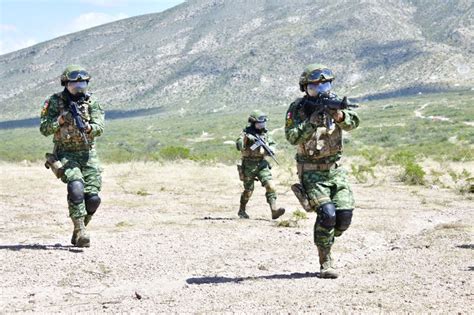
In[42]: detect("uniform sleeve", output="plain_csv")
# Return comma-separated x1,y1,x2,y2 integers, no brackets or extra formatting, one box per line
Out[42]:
337,109,360,131
284,101,316,145
267,133,276,153
39,96,61,137
88,99,105,137
236,130,245,151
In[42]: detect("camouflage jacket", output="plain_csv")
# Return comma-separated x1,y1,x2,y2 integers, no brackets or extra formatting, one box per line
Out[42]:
40,90,105,151
285,95,359,163
236,126,276,160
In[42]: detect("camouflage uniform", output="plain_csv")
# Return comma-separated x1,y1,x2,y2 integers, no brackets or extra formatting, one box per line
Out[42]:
40,65,105,247
236,111,285,220
285,64,360,278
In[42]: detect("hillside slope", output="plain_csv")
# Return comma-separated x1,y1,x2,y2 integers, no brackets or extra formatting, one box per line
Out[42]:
0,0,472,120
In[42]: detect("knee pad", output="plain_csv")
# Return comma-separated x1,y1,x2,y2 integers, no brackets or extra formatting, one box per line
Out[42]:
335,209,353,232
67,180,84,204
317,202,336,228
85,194,101,215
264,181,276,194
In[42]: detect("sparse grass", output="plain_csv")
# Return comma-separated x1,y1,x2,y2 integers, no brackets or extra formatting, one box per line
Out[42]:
135,189,152,196
434,222,471,231
277,209,308,227
351,163,376,183
292,209,308,220
115,221,133,228
1,91,473,194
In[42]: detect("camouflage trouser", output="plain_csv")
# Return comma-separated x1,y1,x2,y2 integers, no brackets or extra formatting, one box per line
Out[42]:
241,159,276,204
302,167,355,248
58,149,102,219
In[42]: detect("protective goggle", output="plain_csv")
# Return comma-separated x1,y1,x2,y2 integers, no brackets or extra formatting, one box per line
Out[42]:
66,70,90,81
307,82,332,96
307,68,333,82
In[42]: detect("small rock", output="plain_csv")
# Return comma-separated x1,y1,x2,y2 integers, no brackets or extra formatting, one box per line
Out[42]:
134,291,142,300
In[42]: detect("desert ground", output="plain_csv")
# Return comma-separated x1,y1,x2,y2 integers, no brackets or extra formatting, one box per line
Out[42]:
0,161,472,313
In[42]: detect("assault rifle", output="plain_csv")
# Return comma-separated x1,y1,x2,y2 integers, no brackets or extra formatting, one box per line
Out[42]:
69,98,89,144
302,92,359,128
249,133,279,165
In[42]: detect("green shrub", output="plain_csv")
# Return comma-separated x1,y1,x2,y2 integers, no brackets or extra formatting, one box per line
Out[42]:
351,164,375,183
400,161,425,185
390,150,416,165
159,146,190,160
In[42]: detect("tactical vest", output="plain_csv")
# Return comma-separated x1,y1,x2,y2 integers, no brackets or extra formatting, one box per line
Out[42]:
296,103,342,160
241,132,268,160
53,93,93,150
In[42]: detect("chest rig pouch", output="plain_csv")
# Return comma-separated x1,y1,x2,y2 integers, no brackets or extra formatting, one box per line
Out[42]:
53,95,93,146
242,133,267,159
296,107,343,159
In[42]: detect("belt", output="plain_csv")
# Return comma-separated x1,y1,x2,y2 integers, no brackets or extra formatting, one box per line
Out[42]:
56,144,93,152
298,162,336,171
242,157,264,162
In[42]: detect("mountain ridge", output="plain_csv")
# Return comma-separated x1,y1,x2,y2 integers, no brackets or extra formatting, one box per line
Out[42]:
1,0,472,121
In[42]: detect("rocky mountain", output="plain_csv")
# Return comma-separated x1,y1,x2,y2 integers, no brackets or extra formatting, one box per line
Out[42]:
0,0,472,121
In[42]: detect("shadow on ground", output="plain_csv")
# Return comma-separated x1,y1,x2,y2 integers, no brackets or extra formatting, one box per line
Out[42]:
201,216,237,221
456,244,474,249
200,216,272,222
0,243,83,253
186,272,320,285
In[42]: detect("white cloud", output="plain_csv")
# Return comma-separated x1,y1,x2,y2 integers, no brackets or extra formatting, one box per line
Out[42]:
78,0,128,7
56,12,129,37
0,24,38,54
0,24,17,32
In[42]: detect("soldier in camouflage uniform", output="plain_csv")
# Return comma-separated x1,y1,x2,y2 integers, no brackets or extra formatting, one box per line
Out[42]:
285,64,360,278
236,110,285,220
40,65,105,248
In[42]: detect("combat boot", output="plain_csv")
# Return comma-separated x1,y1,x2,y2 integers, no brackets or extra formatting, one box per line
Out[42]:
317,246,338,279
71,216,91,245
71,217,90,248
238,206,249,219
269,200,285,220
291,183,313,212
238,192,251,219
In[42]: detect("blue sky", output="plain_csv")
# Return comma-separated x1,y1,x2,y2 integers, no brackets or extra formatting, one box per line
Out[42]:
0,0,185,55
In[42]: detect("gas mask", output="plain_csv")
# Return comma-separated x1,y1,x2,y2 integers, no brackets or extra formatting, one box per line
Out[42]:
306,81,332,97
67,81,88,96
255,121,267,130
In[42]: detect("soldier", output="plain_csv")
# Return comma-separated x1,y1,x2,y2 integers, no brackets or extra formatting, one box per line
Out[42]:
236,110,285,220
285,64,360,278
40,65,105,248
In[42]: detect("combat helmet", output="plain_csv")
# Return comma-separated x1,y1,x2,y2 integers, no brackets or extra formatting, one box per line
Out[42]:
248,110,267,123
299,64,335,92
60,65,91,86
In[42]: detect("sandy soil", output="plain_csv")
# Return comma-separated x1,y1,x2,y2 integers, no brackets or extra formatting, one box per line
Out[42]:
0,161,472,313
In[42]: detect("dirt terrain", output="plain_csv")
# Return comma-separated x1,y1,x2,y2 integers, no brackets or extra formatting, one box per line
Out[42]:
0,161,472,313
